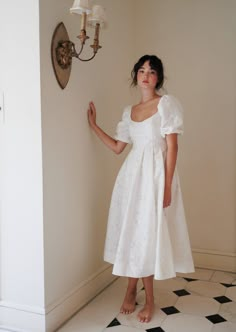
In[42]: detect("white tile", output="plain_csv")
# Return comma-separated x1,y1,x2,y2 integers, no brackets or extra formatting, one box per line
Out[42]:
225,286,236,301
161,313,213,332
155,288,179,309
186,280,226,297
137,288,178,308
104,326,146,332
154,277,188,291
211,271,236,284
117,304,166,330
212,321,236,332
177,268,214,281
219,302,236,323
58,278,125,332
175,294,220,316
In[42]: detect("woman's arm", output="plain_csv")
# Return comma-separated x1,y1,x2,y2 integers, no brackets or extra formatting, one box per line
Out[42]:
163,133,178,208
87,101,127,155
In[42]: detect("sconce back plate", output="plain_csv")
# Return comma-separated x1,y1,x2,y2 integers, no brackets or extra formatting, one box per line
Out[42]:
51,22,71,89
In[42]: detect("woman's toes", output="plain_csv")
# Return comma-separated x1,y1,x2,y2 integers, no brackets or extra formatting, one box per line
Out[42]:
138,303,154,323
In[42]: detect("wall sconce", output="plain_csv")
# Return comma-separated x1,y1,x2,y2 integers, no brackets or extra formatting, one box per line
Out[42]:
51,0,106,89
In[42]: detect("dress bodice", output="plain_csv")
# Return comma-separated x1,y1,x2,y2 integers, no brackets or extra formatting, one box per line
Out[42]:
114,95,184,152
129,109,166,151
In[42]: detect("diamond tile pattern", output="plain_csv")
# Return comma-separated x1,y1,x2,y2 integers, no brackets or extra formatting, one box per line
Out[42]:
57,268,236,332
104,269,236,331
221,283,236,288
173,289,190,297
206,314,227,324
226,286,236,301
184,277,197,282
214,296,232,304
107,318,121,327
161,306,180,315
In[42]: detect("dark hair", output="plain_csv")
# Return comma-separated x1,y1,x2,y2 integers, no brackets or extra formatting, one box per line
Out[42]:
131,55,164,90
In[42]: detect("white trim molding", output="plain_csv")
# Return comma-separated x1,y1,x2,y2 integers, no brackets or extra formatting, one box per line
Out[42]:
0,305,45,332
46,264,116,331
192,248,236,273
0,264,116,332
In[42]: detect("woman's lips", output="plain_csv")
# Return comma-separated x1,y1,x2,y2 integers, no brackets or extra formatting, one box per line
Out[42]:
143,80,149,83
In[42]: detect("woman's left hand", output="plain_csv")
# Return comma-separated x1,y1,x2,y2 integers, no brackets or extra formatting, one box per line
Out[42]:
163,184,171,208
87,101,97,128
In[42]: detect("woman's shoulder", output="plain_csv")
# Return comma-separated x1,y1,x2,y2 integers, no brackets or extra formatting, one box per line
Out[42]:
159,94,181,106
120,105,132,121
158,95,184,136
158,94,183,114
123,105,132,115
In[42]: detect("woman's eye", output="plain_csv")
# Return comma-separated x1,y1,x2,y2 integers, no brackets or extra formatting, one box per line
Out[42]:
150,70,157,75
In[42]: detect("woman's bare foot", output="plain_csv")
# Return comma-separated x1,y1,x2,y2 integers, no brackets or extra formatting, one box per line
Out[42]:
138,302,154,323
120,289,137,314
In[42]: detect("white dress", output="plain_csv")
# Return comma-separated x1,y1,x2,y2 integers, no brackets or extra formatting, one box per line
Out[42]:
104,95,195,280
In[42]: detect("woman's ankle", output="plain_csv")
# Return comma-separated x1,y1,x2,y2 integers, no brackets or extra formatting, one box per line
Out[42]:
125,288,137,300
145,295,154,305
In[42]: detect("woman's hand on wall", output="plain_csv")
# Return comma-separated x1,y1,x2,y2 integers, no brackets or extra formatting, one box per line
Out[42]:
87,101,127,154
87,101,96,128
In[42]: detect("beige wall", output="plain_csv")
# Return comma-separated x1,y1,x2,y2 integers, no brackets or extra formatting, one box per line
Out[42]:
40,0,135,328
1,0,235,330
135,0,236,268
41,0,236,328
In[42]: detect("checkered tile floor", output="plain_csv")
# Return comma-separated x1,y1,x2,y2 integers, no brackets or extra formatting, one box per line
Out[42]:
58,269,236,332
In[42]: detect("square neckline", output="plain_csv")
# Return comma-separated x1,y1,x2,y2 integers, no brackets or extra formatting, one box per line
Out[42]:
130,94,166,123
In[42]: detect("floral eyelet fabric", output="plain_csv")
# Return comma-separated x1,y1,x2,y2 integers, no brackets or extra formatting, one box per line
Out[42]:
104,95,194,280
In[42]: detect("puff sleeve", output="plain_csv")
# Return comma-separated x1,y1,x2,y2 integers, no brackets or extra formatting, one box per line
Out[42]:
159,95,184,138
114,107,132,144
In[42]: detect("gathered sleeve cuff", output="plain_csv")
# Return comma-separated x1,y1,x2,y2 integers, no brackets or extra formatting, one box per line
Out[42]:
114,107,132,144
159,95,184,138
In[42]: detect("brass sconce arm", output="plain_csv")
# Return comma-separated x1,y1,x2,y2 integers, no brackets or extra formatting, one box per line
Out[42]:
73,22,102,62
51,2,106,89
54,21,101,71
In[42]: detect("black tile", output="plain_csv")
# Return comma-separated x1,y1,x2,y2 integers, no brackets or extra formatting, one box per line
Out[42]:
107,318,121,327
214,296,232,304
221,283,236,288
161,306,180,315
184,277,198,282
173,289,190,297
146,327,165,332
206,314,227,324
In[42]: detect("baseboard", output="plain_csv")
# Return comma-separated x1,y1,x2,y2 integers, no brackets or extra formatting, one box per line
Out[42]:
45,264,116,332
0,264,116,332
0,304,45,332
192,248,236,273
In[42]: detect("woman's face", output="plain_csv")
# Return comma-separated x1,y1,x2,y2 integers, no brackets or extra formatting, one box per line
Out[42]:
137,60,158,90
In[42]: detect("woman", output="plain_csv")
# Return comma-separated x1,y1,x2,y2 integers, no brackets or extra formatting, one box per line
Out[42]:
87,55,194,323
